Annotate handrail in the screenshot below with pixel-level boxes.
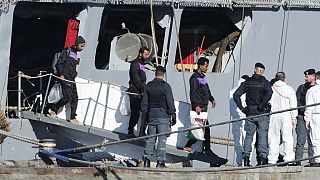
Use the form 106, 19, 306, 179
5, 0, 320, 9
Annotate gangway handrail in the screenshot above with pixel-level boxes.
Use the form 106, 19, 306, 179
16, 71, 320, 152
49, 102, 320, 154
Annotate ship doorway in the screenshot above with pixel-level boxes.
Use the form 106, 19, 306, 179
7, 2, 85, 108
175, 8, 244, 73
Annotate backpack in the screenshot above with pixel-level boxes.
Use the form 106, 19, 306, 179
52, 48, 70, 75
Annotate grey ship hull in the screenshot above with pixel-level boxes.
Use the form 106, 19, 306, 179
0, 0, 320, 169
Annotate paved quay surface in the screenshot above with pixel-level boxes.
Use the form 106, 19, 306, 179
0, 160, 318, 180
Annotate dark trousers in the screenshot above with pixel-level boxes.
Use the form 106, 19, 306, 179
185, 120, 211, 151
53, 82, 78, 119
295, 115, 315, 164
128, 96, 141, 134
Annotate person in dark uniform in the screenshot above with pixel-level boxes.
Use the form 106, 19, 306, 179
127, 47, 150, 137
141, 66, 176, 168
183, 57, 216, 155
233, 62, 273, 166
48, 36, 86, 124
295, 69, 316, 166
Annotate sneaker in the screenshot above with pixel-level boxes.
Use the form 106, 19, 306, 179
48, 110, 57, 118
69, 119, 79, 124
183, 147, 193, 153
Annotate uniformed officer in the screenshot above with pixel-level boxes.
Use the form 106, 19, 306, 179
295, 69, 316, 166
229, 75, 256, 166
141, 66, 176, 168
233, 62, 273, 166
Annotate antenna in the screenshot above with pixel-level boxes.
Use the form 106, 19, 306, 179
121, 22, 130, 33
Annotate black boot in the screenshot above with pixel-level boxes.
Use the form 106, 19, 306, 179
244, 156, 251, 166
257, 156, 262, 166
156, 161, 167, 168
261, 157, 268, 165
143, 157, 150, 167
257, 156, 267, 166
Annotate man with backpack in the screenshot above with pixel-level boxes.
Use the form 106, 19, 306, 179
47, 36, 86, 124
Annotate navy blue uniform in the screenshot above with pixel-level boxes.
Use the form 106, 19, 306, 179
233, 74, 272, 160
295, 83, 315, 165
141, 78, 176, 163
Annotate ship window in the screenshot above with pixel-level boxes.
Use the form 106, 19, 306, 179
8, 2, 86, 107
175, 8, 241, 73
95, 5, 166, 70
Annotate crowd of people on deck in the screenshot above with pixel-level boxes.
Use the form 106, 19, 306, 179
48, 41, 320, 168
127, 46, 320, 168
231, 66, 320, 167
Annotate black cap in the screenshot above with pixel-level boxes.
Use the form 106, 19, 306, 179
304, 69, 315, 75
316, 71, 320, 77
255, 62, 265, 69
75, 36, 86, 45
155, 66, 166, 73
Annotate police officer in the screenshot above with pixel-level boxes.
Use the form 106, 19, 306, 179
295, 69, 316, 166
48, 36, 86, 124
230, 75, 256, 166
127, 47, 150, 137
233, 62, 273, 166
141, 66, 176, 168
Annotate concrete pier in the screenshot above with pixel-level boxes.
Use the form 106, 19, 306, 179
106, 166, 320, 180
0, 163, 320, 179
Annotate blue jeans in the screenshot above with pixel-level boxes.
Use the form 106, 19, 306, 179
243, 105, 270, 158
144, 118, 170, 163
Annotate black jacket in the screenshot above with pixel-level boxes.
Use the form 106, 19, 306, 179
141, 78, 176, 119
189, 71, 214, 111
296, 83, 314, 116
56, 48, 79, 81
233, 74, 272, 110
128, 58, 146, 95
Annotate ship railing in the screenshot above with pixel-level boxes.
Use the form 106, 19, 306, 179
16, 71, 320, 143
16, 71, 141, 120
12, 71, 320, 167
3, 0, 320, 12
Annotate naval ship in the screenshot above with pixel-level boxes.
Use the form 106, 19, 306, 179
0, 0, 320, 179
